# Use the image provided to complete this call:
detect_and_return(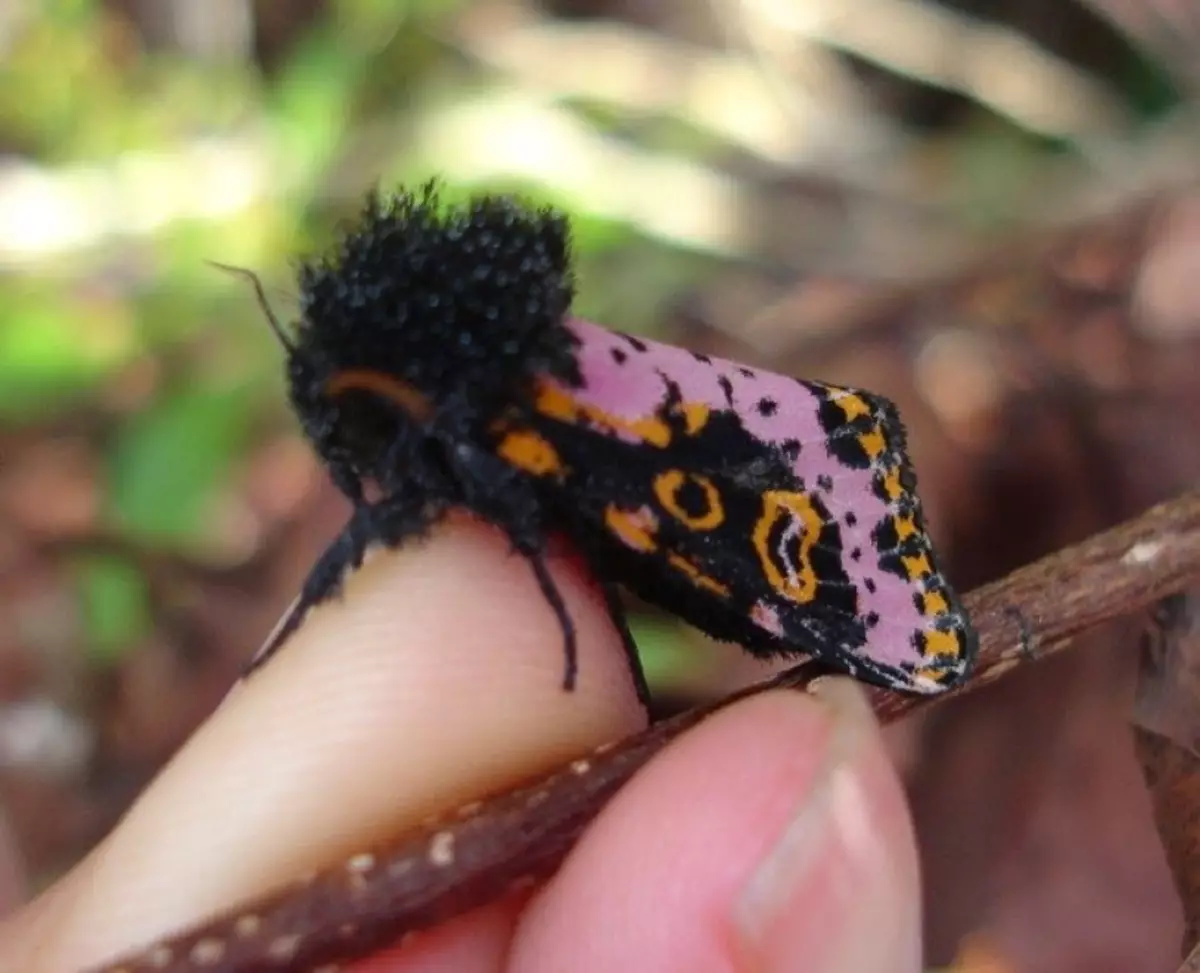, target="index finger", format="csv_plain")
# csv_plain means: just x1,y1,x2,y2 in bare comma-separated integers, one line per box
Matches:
8,515,647,973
